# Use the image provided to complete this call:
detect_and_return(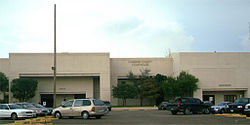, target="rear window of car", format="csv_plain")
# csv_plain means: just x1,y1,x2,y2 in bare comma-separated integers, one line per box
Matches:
93,100,105,106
